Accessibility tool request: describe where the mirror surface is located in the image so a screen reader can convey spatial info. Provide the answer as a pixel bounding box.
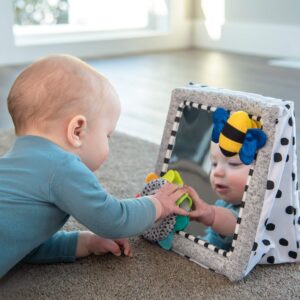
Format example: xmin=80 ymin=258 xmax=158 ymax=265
xmin=169 ymin=105 xmax=253 ymax=251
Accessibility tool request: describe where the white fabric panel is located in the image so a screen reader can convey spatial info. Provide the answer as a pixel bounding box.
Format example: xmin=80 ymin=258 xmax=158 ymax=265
xmin=244 ymin=102 xmax=300 ymax=275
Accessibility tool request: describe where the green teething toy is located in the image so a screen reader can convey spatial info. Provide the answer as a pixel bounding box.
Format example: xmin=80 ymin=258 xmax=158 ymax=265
xmin=162 ymin=170 xmax=192 ymax=211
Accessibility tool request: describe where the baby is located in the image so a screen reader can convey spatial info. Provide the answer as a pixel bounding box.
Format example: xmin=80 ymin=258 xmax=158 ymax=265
xmin=187 ymin=108 xmax=266 ymax=250
xmin=187 ymin=141 xmax=251 ymax=250
xmin=0 ymin=55 xmax=188 ymax=278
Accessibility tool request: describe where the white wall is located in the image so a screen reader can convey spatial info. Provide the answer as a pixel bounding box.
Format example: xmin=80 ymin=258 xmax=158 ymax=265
xmin=193 ymin=0 xmax=300 ymax=59
xmin=0 ymin=1 xmax=192 ymax=66
xmin=223 ymin=0 xmax=300 ymax=25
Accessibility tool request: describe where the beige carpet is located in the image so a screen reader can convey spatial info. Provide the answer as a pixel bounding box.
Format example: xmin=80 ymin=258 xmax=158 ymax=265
xmin=0 ymin=130 xmax=299 ymax=299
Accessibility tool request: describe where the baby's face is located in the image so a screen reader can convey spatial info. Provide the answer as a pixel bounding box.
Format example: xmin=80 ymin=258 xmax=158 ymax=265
xmin=209 ymin=142 xmax=251 ymax=205
xmin=80 ymin=89 xmax=121 ymax=171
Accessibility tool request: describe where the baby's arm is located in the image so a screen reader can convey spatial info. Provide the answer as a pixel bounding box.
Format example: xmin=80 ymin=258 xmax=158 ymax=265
xmin=52 ymin=158 xmax=190 ymax=240
xmin=23 ymin=231 xmax=78 ymax=264
xmin=24 ymin=231 xmax=131 ymax=264
xmin=186 ymin=186 xmax=237 ymax=236
xmin=76 ymin=182 xmax=191 ymax=258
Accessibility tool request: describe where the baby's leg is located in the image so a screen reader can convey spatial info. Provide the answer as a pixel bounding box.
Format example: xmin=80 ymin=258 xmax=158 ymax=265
xmin=23 ymin=231 xmax=78 ymax=264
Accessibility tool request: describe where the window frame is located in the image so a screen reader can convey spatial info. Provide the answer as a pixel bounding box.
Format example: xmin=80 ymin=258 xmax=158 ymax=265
xmin=13 ymin=0 xmax=170 ymax=46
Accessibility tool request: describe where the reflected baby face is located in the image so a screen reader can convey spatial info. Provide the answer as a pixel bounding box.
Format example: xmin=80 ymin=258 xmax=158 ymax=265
xmin=209 ymin=142 xmax=251 ymax=205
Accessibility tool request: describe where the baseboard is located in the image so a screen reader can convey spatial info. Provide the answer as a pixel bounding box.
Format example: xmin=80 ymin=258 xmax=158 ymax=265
xmin=193 ymin=20 xmax=300 ymax=59
xmin=0 ymin=23 xmax=193 ymax=67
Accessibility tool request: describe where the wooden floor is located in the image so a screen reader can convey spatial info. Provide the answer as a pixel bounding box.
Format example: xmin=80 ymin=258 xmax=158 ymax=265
xmin=1 ymin=49 xmax=300 ymax=144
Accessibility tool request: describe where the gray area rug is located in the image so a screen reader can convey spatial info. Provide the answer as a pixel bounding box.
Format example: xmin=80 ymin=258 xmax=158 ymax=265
xmin=0 ymin=130 xmax=299 ymax=299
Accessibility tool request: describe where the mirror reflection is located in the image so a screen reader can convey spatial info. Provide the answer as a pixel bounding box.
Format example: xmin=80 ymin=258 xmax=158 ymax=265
xmin=169 ymin=106 xmax=254 ymax=251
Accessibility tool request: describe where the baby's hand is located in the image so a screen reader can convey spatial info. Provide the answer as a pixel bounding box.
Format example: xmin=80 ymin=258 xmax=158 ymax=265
xmin=92 ymin=238 xmax=132 ymax=257
xmin=150 ymin=182 xmax=189 ymax=220
xmin=185 ymin=186 xmax=215 ymax=226
xmin=76 ymin=231 xmax=133 ymax=258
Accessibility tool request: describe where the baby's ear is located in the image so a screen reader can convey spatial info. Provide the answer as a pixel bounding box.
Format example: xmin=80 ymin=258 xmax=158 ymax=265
xmin=67 ymin=115 xmax=87 ymax=148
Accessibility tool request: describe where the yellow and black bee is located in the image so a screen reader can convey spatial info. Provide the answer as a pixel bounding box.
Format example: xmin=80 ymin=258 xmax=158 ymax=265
xmin=212 ymin=107 xmax=267 ymax=165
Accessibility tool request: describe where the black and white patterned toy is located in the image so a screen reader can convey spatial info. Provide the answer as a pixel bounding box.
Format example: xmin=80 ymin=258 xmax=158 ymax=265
xmin=140 ymin=178 xmax=177 ymax=242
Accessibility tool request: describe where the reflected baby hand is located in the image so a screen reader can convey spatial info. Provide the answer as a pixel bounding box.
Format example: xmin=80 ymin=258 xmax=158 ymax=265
xmin=150 ymin=182 xmax=190 ymax=220
xmin=185 ymin=186 xmax=215 ymax=226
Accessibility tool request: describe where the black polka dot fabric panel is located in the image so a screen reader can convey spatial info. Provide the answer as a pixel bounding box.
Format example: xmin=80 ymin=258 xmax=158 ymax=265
xmin=245 ymin=102 xmax=300 ymax=274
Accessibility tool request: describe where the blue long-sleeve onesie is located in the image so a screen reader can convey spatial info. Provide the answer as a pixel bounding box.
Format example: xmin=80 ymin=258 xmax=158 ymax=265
xmin=0 ymin=135 xmax=156 ymax=277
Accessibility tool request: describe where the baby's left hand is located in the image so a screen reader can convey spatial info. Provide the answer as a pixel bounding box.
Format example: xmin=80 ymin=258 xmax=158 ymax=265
xmin=111 ymin=239 xmax=132 ymax=257
xmin=76 ymin=231 xmax=133 ymax=258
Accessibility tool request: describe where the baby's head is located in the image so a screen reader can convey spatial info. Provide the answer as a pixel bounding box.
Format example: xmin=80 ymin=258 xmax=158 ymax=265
xmin=7 ymin=54 xmax=120 ymax=170
xmin=209 ymin=141 xmax=251 ymax=205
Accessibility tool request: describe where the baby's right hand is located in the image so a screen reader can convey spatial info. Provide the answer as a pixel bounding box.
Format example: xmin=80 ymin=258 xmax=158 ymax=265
xmin=149 ymin=182 xmax=189 ymax=220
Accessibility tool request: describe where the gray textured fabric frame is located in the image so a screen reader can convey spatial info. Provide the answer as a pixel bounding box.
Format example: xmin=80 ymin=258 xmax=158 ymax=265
xmin=155 ymin=85 xmax=286 ymax=281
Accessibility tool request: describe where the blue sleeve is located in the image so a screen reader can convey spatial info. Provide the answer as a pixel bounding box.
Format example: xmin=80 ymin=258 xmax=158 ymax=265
xmin=50 ymin=156 xmax=156 ymax=239
xmin=23 ymin=231 xmax=78 ymax=264
xmin=214 ymin=199 xmax=239 ymax=218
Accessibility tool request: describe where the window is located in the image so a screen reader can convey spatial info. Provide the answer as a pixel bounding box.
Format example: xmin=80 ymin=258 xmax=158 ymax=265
xmin=14 ymin=0 xmax=69 ymax=26
xmin=13 ymin=0 xmax=169 ymax=45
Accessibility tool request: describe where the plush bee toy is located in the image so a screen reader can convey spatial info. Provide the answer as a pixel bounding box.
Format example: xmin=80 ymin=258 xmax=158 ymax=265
xmin=212 ymin=107 xmax=267 ymax=165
